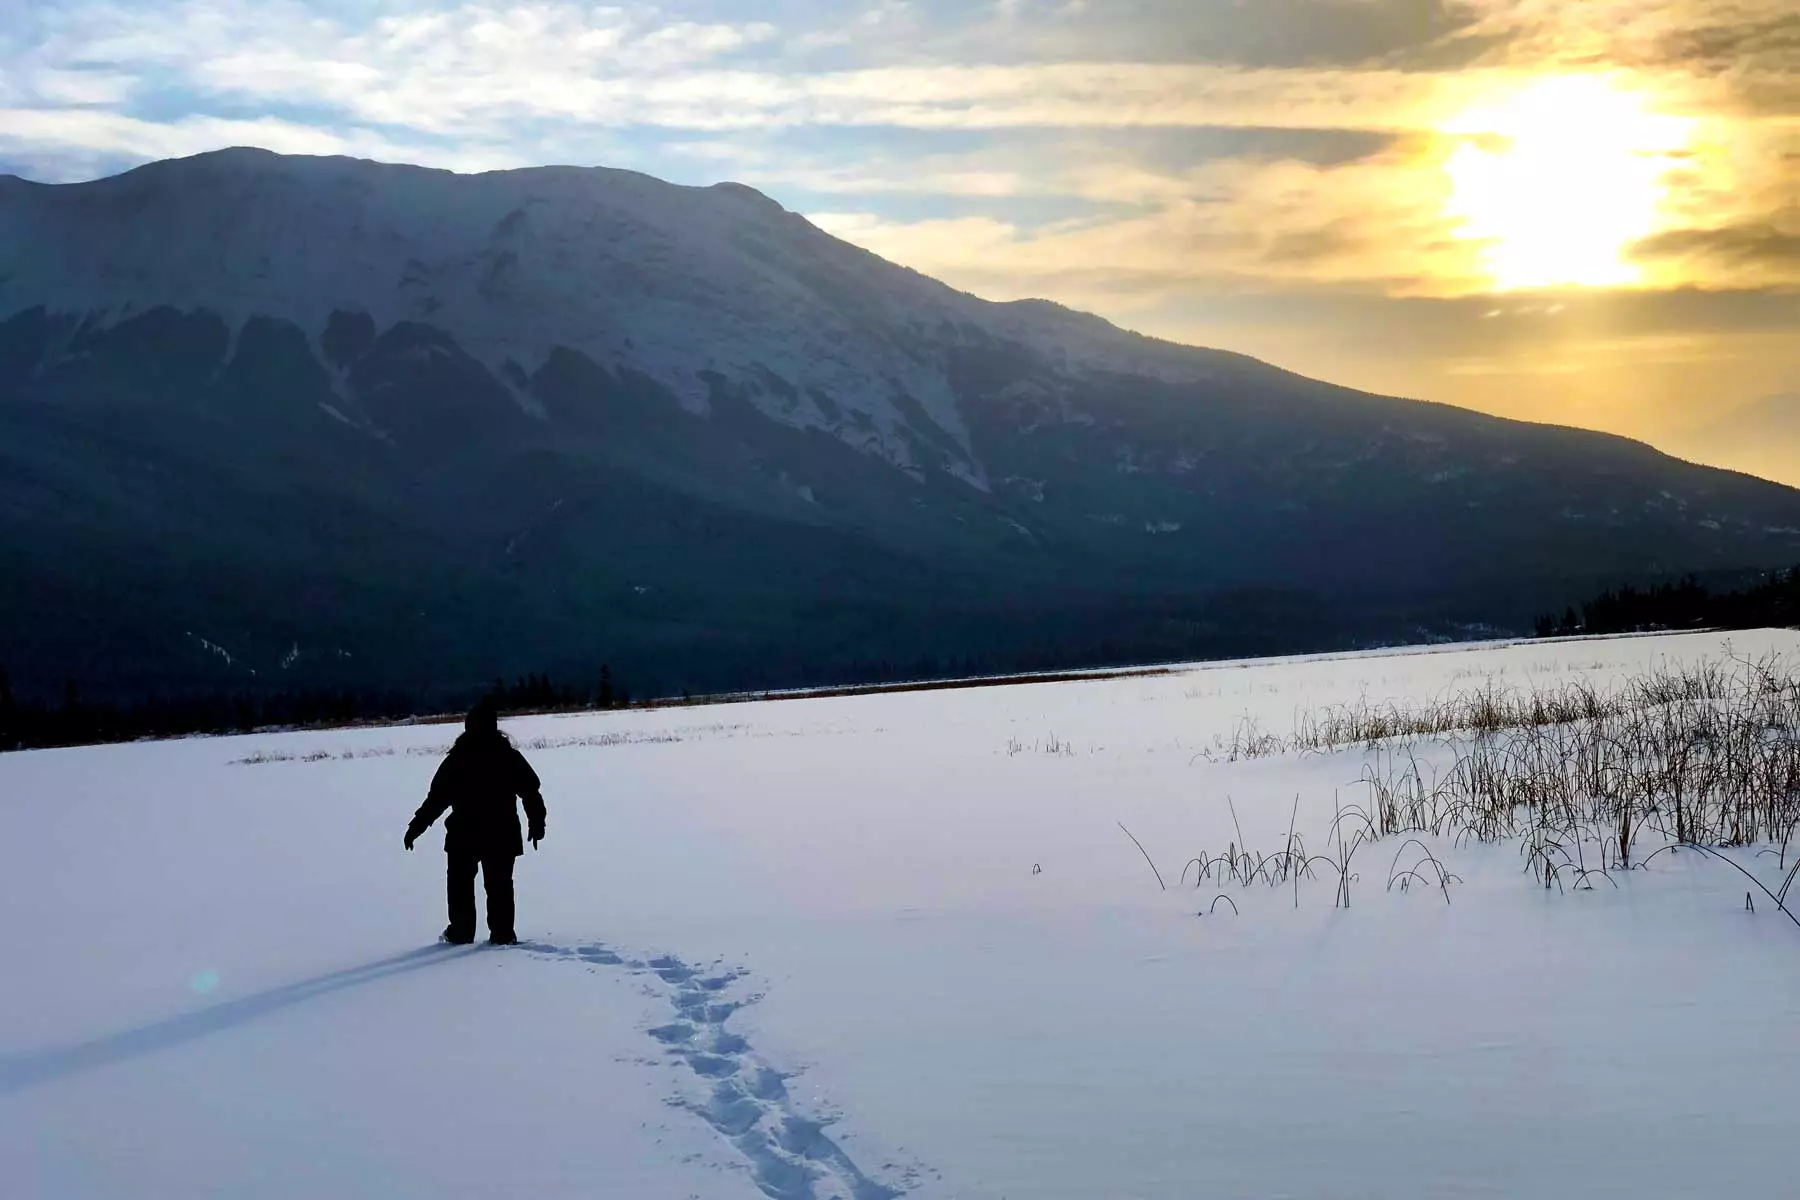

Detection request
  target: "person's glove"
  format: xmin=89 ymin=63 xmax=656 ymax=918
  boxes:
xmin=404 ymin=828 xmax=419 ymax=851
xmin=529 ymin=823 xmax=544 ymax=850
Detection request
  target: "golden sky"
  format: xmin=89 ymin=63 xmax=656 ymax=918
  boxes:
xmin=795 ymin=3 xmax=1800 ymax=480
xmin=4 ymin=0 xmax=1797 ymax=480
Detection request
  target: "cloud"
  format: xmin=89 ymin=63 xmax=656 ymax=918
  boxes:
xmin=1632 ymin=221 xmax=1800 ymax=285
xmin=0 ymin=2 xmax=1589 ymax=139
xmin=802 ymin=99 xmax=1798 ymax=306
xmin=905 ymin=0 xmax=1495 ymax=72
xmin=806 ymin=143 xmax=1495 ymax=308
xmin=1651 ymin=10 xmax=1800 ymax=73
xmin=10 ymin=2 xmax=1793 ymax=154
xmin=0 ymin=107 xmax=522 ymax=182
xmin=13 ymin=1 xmax=1785 ymax=302
xmin=1443 ymin=0 xmax=1800 ymax=112
xmin=1 ymin=0 xmax=1795 ymax=437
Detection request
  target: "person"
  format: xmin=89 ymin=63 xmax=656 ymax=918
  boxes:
xmin=405 ymin=698 xmax=546 ymax=945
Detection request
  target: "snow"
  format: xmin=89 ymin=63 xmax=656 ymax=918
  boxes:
xmin=5 ymin=629 xmax=1800 ymax=1199
xmin=0 ymin=150 xmax=1264 ymax=490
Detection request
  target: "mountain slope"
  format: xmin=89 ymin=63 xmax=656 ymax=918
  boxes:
xmin=3 ymin=148 xmax=1798 ymax=697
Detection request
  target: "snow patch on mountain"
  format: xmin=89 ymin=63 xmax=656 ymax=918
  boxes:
xmin=0 ymin=149 xmax=1257 ymax=491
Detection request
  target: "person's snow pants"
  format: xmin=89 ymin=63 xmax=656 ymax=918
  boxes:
xmin=447 ymin=852 xmax=516 ymax=941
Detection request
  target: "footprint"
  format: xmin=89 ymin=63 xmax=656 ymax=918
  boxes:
xmin=730 ymin=1137 xmax=817 ymax=1200
xmin=688 ymin=1054 xmax=739 ymax=1079
xmin=744 ymin=1067 xmax=789 ymax=1102
xmin=776 ymin=1116 xmax=833 ymax=1159
xmin=649 ymin=956 xmax=696 ymax=984
xmin=526 ymin=941 xmax=908 ymax=1200
xmin=699 ymin=1081 xmax=766 ymax=1137
xmin=734 ymin=1134 xmax=816 ymax=1200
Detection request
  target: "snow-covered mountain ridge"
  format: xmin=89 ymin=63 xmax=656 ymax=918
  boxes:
xmin=0 ymin=148 xmax=1236 ymax=487
xmin=3 ymin=148 xmax=1799 ymax=697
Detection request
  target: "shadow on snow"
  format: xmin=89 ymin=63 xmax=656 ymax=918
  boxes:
xmin=0 ymin=943 xmax=477 ymax=1094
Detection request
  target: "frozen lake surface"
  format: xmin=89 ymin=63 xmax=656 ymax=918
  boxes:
xmin=6 ymin=629 xmax=1800 ymax=1198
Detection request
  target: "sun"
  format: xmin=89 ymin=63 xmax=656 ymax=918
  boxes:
xmin=1440 ymin=75 xmax=1696 ymax=291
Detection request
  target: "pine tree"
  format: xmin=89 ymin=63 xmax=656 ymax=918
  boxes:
xmin=598 ymin=664 xmax=615 ymax=709
xmin=0 ymin=665 xmax=14 ymax=751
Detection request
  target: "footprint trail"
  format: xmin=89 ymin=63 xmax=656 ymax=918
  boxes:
xmin=527 ymin=941 xmax=908 ymax=1200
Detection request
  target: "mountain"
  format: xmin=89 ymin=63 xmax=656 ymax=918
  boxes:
xmin=4 ymin=147 xmax=1800 ymax=700
xmin=1681 ymin=394 xmax=1800 ymax=489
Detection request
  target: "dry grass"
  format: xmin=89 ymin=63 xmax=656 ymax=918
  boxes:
xmin=1182 ymin=650 xmax=1800 ymax=914
xmin=231 ymin=725 xmax=739 ymax=766
xmin=1008 ymin=733 xmax=1077 ymax=757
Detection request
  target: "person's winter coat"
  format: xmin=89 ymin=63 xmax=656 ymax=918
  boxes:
xmin=407 ymin=728 xmax=546 ymax=858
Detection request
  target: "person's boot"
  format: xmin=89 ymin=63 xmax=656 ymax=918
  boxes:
xmin=488 ymin=931 xmax=518 ymax=946
xmin=442 ymin=925 xmax=476 ymax=945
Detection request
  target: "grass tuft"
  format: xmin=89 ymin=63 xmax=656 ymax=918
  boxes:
xmin=1173 ymin=651 xmax=1800 ymax=919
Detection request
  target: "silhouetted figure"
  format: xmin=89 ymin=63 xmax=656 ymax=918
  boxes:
xmin=405 ymin=699 xmax=546 ymax=945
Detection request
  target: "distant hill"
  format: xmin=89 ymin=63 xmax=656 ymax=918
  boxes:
xmin=4 ymin=148 xmax=1800 ymax=699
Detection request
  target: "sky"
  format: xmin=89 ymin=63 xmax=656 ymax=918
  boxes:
xmin=3 ymin=0 xmax=1797 ymax=477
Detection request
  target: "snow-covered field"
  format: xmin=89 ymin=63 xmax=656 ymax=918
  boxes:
xmin=6 ymin=630 xmax=1800 ymax=1199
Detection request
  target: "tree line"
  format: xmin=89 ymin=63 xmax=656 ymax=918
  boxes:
xmin=30 ymin=563 xmax=1795 ymax=753
xmin=0 ymin=665 xmax=632 ymax=753
xmin=1536 ymin=566 xmax=1800 ymax=638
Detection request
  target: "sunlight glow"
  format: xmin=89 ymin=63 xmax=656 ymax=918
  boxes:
xmin=1441 ymin=76 xmax=1696 ymax=291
